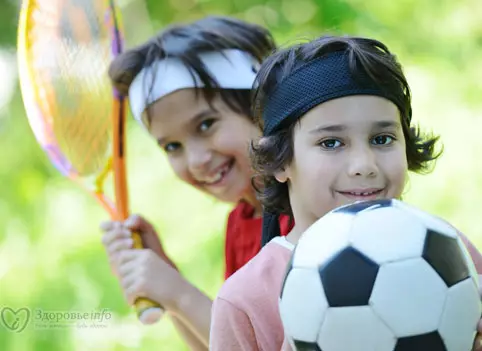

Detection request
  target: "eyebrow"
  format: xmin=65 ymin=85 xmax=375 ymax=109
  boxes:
xmin=309 ymin=120 xmax=401 ymax=134
xmin=156 ymin=109 xmax=217 ymax=146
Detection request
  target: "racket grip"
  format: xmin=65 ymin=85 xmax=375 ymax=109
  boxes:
xmin=131 ymin=231 xmax=165 ymax=325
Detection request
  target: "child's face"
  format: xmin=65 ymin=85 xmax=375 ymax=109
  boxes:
xmin=146 ymin=88 xmax=260 ymax=204
xmin=278 ymin=95 xmax=408 ymax=230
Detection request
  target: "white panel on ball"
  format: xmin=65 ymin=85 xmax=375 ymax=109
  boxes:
xmin=280 ymin=267 xmax=329 ymax=343
xmin=350 ymin=206 xmax=427 ymax=264
xmin=438 ymin=278 xmax=481 ymax=351
xmin=393 ymin=200 xmax=458 ymax=239
xmin=317 ymin=306 xmax=396 ymax=351
xmin=370 ymin=258 xmax=447 ymax=337
xmin=293 ymin=212 xmax=353 ymax=269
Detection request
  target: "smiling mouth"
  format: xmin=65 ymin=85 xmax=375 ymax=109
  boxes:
xmin=338 ymin=189 xmax=384 ymax=198
xmin=200 ymin=159 xmax=235 ymax=186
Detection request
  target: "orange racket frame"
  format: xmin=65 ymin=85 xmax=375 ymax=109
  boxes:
xmin=17 ymin=0 xmax=164 ymax=324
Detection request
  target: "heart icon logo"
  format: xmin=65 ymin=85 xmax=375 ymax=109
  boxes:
xmin=1 ymin=307 xmax=30 ymax=333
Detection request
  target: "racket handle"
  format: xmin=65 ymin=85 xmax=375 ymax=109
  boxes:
xmin=131 ymin=231 xmax=165 ymax=325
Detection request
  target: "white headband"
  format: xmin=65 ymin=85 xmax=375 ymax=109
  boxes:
xmin=128 ymin=49 xmax=260 ymax=124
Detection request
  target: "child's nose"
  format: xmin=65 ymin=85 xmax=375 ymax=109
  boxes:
xmin=186 ymin=145 xmax=212 ymax=173
xmin=347 ymin=147 xmax=378 ymax=178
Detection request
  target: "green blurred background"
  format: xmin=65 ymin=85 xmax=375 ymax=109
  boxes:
xmin=0 ymin=0 xmax=481 ymax=349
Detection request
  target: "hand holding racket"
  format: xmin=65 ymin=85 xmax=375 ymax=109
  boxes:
xmin=17 ymin=0 xmax=164 ymax=324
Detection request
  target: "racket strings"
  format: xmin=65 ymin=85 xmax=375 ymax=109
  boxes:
xmin=26 ymin=0 xmax=115 ymax=177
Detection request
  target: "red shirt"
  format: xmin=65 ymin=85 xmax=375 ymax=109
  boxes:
xmin=224 ymin=201 xmax=293 ymax=279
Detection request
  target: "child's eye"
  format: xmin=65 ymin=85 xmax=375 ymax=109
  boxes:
xmin=163 ymin=142 xmax=181 ymax=153
xmin=198 ymin=118 xmax=216 ymax=133
xmin=371 ymin=135 xmax=395 ymax=145
xmin=319 ymin=139 xmax=343 ymax=149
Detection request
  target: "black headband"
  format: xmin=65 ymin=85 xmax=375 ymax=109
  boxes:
xmin=262 ymin=51 xmax=410 ymax=136
xmin=261 ymin=50 xmax=410 ymax=246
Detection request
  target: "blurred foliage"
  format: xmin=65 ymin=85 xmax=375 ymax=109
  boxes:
xmin=1 ymin=0 xmax=482 ymax=350
xmin=0 ymin=0 xmax=18 ymax=47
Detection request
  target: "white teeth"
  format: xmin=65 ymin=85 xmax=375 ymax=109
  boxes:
xmin=202 ymin=163 xmax=231 ymax=184
xmin=350 ymin=191 xmax=377 ymax=196
xmin=204 ymin=172 xmax=223 ymax=184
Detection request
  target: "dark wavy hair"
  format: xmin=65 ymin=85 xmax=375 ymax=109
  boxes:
xmin=108 ymin=16 xmax=276 ymax=125
xmin=250 ymin=36 xmax=442 ymax=244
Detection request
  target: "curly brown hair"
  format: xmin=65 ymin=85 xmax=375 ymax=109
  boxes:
xmin=250 ymin=36 xmax=442 ymax=232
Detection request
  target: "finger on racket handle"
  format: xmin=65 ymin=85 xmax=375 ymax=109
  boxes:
xmin=131 ymin=232 xmax=165 ymax=324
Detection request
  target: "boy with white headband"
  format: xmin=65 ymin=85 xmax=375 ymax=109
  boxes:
xmin=99 ymin=16 xmax=293 ymax=349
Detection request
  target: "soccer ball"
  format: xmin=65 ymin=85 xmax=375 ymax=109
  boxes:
xmin=279 ymin=199 xmax=481 ymax=351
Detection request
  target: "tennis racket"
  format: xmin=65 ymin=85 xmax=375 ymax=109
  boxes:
xmin=17 ymin=0 xmax=164 ymax=324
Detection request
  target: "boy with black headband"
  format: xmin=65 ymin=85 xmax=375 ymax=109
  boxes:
xmin=209 ymin=35 xmax=482 ymax=350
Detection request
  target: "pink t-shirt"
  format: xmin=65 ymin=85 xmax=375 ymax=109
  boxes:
xmin=210 ymin=236 xmax=294 ymax=351
xmin=210 ymin=233 xmax=482 ymax=351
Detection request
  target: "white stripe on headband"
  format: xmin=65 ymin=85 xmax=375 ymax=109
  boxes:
xmin=128 ymin=49 xmax=260 ymax=124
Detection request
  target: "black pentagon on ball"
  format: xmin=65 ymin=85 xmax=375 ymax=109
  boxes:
xmin=332 ymin=199 xmax=393 ymax=214
xmin=319 ymin=246 xmax=379 ymax=307
xmin=423 ymin=229 xmax=470 ymax=287
xmin=292 ymin=340 xmax=323 ymax=351
xmin=394 ymin=331 xmax=446 ymax=351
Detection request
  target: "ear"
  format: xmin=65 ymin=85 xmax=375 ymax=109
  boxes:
xmin=257 ymin=136 xmax=289 ymax=183
xmin=274 ymin=168 xmax=288 ymax=183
